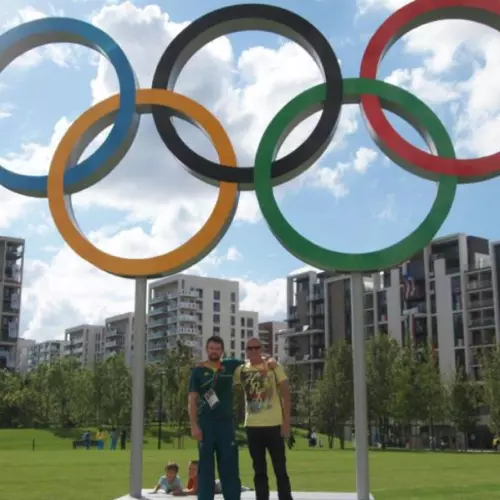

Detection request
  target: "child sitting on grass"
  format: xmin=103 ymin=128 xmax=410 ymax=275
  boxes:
xmin=151 ymin=462 xmax=183 ymax=495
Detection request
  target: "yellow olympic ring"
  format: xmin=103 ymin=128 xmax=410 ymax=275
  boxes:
xmin=47 ymin=89 xmax=239 ymax=278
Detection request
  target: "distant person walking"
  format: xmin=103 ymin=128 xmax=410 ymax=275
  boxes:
xmin=120 ymin=429 xmax=127 ymax=450
xmin=110 ymin=428 xmax=118 ymax=450
xmin=96 ymin=428 xmax=106 ymax=451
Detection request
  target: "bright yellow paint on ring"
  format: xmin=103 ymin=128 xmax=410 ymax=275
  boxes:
xmin=47 ymin=89 xmax=238 ymax=278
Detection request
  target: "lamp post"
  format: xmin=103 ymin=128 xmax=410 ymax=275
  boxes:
xmin=157 ymin=370 xmax=165 ymax=450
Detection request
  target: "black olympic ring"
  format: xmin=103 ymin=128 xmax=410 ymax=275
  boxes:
xmin=151 ymin=3 xmax=343 ymax=190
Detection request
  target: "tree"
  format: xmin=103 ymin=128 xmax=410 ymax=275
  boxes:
xmin=447 ymin=368 xmax=480 ymax=450
xmin=365 ymin=334 xmax=399 ymax=447
xmin=315 ymin=341 xmax=353 ymax=449
xmin=99 ymin=354 xmax=132 ymax=426
xmin=416 ymin=347 xmax=447 ymax=445
xmin=159 ymin=341 xmax=194 ymax=448
xmin=481 ymin=345 xmax=500 ymax=436
xmin=282 ymin=362 xmax=304 ymax=424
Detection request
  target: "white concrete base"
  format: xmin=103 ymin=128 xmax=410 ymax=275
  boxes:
xmin=114 ymin=490 xmax=374 ymax=500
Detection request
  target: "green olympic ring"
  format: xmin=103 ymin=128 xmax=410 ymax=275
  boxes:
xmin=254 ymin=78 xmax=458 ymax=272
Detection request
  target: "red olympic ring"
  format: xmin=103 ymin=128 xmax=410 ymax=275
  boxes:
xmin=360 ymin=0 xmax=500 ymax=184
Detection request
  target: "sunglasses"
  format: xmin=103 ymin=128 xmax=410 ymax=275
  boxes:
xmin=246 ymin=345 xmax=261 ymax=351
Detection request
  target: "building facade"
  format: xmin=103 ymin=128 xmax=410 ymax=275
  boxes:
xmin=0 ymin=236 xmax=24 ymax=371
xmin=258 ymin=321 xmax=287 ymax=360
xmin=64 ymin=324 xmax=104 ymax=367
xmin=103 ymin=312 xmax=135 ymax=366
xmin=16 ymin=337 xmax=36 ymax=373
xmin=281 ymin=234 xmax=500 ymax=385
xmin=147 ymin=274 xmax=259 ymax=363
xmin=25 ymin=340 xmax=65 ymax=372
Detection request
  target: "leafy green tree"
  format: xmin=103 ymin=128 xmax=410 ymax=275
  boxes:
xmin=365 ymin=334 xmax=399 ymax=447
xmin=481 ymin=344 xmax=500 ymax=436
xmin=99 ymin=354 xmax=131 ymax=426
xmin=315 ymin=342 xmax=353 ymax=449
xmin=282 ymin=362 xmax=304 ymax=424
xmin=416 ymin=347 xmax=447 ymax=444
xmin=447 ymin=368 xmax=480 ymax=450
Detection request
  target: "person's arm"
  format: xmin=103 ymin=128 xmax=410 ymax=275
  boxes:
xmin=233 ymin=365 xmax=242 ymax=386
xmin=276 ymin=365 xmax=291 ymax=436
xmin=188 ymin=369 xmax=202 ymax=440
xmin=171 ymin=478 xmax=183 ymax=495
xmin=151 ymin=477 xmax=163 ymax=493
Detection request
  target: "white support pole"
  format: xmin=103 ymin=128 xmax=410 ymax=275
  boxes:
xmin=129 ymin=277 xmax=147 ymax=499
xmin=351 ymin=273 xmax=370 ymax=500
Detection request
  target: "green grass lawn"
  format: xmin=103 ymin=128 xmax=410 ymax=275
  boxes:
xmin=0 ymin=429 xmax=498 ymax=500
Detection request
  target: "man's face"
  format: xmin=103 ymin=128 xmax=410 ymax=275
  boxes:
xmin=246 ymin=340 xmax=261 ymax=363
xmin=206 ymin=341 xmax=223 ymax=361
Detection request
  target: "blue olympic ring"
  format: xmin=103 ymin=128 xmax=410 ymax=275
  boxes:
xmin=0 ymin=18 xmax=139 ymax=197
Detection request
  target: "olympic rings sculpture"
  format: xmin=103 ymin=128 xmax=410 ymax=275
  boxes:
xmin=0 ymin=1 xmax=494 ymax=279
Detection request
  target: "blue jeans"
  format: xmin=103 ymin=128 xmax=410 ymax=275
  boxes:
xmin=110 ymin=439 xmax=117 ymax=450
xmin=97 ymin=440 xmax=104 ymax=450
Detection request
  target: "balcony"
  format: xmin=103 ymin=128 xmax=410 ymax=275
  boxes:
xmin=179 ymin=301 xmax=199 ymax=310
xmin=168 ymin=327 xmax=198 ymax=335
xmin=150 ymin=294 xmax=166 ymax=305
xmin=469 ymin=318 xmax=495 ymax=329
xmin=149 ymin=342 xmax=166 ymax=352
xmin=4 ymin=264 xmax=21 ymax=283
xmin=106 ymin=328 xmax=119 ymax=338
xmin=179 ymin=289 xmax=199 ymax=298
xmin=468 ymin=299 xmax=494 ymax=310
xmin=149 ymin=306 xmax=168 ymax=316
xmin=105 ymin=339 xmax=121 ymax=349
xmin=149 ymin=318 xmax=167 ymax=328
xmin=467 ymin=281 xmax=492 ymax=291
xmin=149 ymin=330 xmax=165 ymax=340
xmin=179 ymin=314 xmax=197 ymax=322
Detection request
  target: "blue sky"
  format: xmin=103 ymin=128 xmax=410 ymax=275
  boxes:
xmin=0 ymin=0 xmax=499 ymax=340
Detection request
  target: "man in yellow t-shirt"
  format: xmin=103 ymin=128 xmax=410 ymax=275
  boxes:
xmin=234 ymin=337 xmax=293 ymax=500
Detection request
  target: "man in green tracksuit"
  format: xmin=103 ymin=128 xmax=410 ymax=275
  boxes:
xmin=188 ymin=336 xmax=272 ymax=500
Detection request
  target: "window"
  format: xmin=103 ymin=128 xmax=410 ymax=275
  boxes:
xmin=247 ymin=318 xmax=254 ymax=328
xmin=213 ymin=314 xmax=220 ymax=324
xmin=230 ymin=316 xmax=235 ymax=326
xmin=214 ymin=290 xmax=220 ymax=300
xmin=213 ymin=302 xmax=220 ymax=312
xmin=231 ymin=292 xmax=236 ymax=302
xmin=230 ymin=328 xmax=235 ymax=337
xmin=241 ymin=317 xmax=245 ymax=327
xmin=231 ymin=340 xmax=235 ymax=350
xmin=213 ymin=326 xmax=220 ymax=335
xmin=241 ymin=329 xmax=245 ymax=338
xmin=247 ymin=330 xmax=253 ymax=339
xmin=241 ymin=341 xmax=245 ymax=350
xmin=231 ymin=351 xmax=235 ymax=358
xmin=231 ymin=304 xmax=236 ymax=314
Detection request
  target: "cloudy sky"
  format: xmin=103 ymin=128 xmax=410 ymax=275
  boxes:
xmin=0 ymin=0 xmax=499 ymax=341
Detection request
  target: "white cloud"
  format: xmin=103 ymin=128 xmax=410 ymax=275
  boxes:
xmin=307 ymin=146 xmax=378 ymax=198
xmin=3 ymin=6 xmax=76 ymax=68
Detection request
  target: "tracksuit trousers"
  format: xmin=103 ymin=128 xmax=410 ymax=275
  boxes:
xmin=198 ymin=418 xmax=241 ymax=500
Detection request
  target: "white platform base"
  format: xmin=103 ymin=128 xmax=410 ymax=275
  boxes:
xmin=114 ymin=490 xmax=374 ymax=500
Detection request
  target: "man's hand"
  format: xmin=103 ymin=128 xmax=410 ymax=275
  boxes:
xmin=281 ymin=420 xmax=290 ymax=438
xmin=267 ymin=357 xmax=277 ymax=369
xmin=191 ymin=425 xmax=203 ymax=441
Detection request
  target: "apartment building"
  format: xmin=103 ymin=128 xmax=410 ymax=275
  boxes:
xmin=16 ymin=337 xmax=36 ymax=373
xmin=103 ymin=312 xmax=134 ymax=366
xmin=0 ymin=236 xmax=24 ymax=371
xmin=281 ymin=233 xmax=500 ymax=384
xmin=147 ymin=274 xmax=259 ymax=363
xmin=25 ymin=340 xmax=65 ymax=372
xmin=258 ymin=321 xmax=287 ymax=360
xmin=64 ymin=324 xmax=104 ymax=367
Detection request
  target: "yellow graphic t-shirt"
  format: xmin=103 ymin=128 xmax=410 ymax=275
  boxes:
xmin=234 ymin=362 xmax=287 ymax=427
